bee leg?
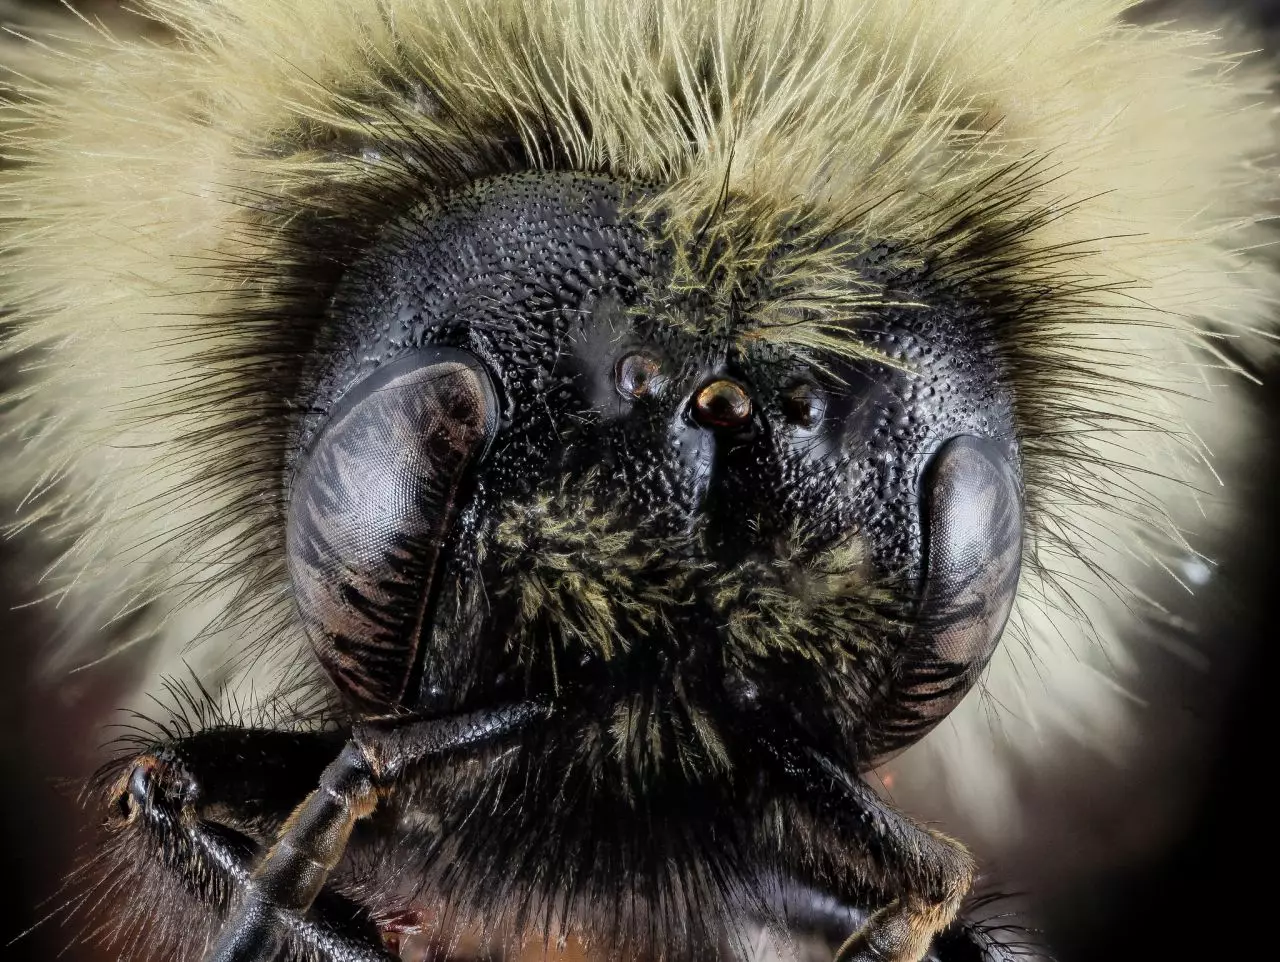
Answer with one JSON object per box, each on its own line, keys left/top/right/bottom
{"left": 825, "top": 792, "right": 972, "bottom": 962}
{"left": 831, "top": 884, "right": 972, "bottom": 962}
{"left": 204, "top": 701, "right": 550, "bottom": 962}
{"left": 765, "top": 743, "right": 974, "bottom": 962}
{"left": 110, "top": 728, "right": 396, "bottom": 962}
{"left": 773, "top": 884, "right": 1044, "bottom": 962}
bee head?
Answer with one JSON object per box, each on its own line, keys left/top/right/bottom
{"left": 286, "top": 171, "right": 1022, "bottom": 771}
{"left": 8, "top": 0, "right": 1274, "bottom": 847}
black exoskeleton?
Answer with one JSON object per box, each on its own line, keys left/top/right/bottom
{"left": 99, "top": 172, "right": 1029, "bottom": 962}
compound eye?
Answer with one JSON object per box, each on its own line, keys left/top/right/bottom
{"left": 286, "top": 348, "right": 499, "bottom": 711}
{"left": 781, "top": 381, "right": 826, "bottom": 427}
{"left": 859, "top": 434, "right": 1023, "bottom": 767}
{"left": 615, "top": 351, "right": 666, "bottom": 399}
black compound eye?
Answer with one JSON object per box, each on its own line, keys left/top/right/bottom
{"left": 859, "top": 434, "right": 1023, "bottom": 766}
{"left": 780, "top": 381, "right": 826, "bottom": 428}
{"left": 286, "top": 347, "right": 499, "bottom": 711}
{"left": 615, "top": 351, "right": 666, "bottom": 399}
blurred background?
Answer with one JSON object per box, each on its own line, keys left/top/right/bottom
{"left": 1, "top": 1, "right": 1277, "bottom": 960}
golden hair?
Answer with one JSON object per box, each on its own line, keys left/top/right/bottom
{"left": 2, "top": 0, "right": 1277, "bottom": 850}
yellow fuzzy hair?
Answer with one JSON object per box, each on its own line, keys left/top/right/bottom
{"left": 1, "top": 0, "right": 1278, "bottom": 862}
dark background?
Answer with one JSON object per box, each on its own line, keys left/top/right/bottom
{"left": 1, "top": 1, "right": 1276, "bottom": 960}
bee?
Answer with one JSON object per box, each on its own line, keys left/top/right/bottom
{"left": 1, "top": 1, "right": 1276, "bottom": 960}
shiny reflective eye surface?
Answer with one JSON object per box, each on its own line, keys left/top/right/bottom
{"left": 615, "top": 352, "right": 665, "bottom": 399}
{"left": 692, "top": 378, "right": 753, "bottom": 429}
{"left": 858, "top": 434, "right": 1023, "bottom": 767}
{"left": 286, "top": 347, "right": 499, "bottom": 711}
{"left": 781, "top": 382, "right": 826, "bottom": 427}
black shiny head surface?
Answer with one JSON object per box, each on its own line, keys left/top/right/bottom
{"left": 288, "top": 171, "right": 1022, "bottom": 773}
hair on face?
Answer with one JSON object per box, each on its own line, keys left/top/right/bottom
{"left": 2, "top": 0, "right": 1278, "bottom": 877}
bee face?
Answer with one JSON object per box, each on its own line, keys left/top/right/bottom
{"left": 285, "top": 171, "right": 1022, "bottom": 776}
{"left": 3, "top": 2, "right": 1278, "bottom": 961}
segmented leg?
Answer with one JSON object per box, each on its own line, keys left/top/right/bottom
{"left": 111, "top": 729, "right": 395, "bottom": 962}
{"left": 109, "top": 703, "right": 998, "bottom": 962}
{"left": 770, "top": 884, "right": 1044, "bottom": 962}
{"left": 761, "top": 741, "right": 975, "bottom": 962}
{"left": 203, "top": 702, "right": 551, "bottom": 962}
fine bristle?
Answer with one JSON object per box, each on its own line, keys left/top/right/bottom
{"left": 2, "top": 0, "right": 1278, "bottom": 877}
